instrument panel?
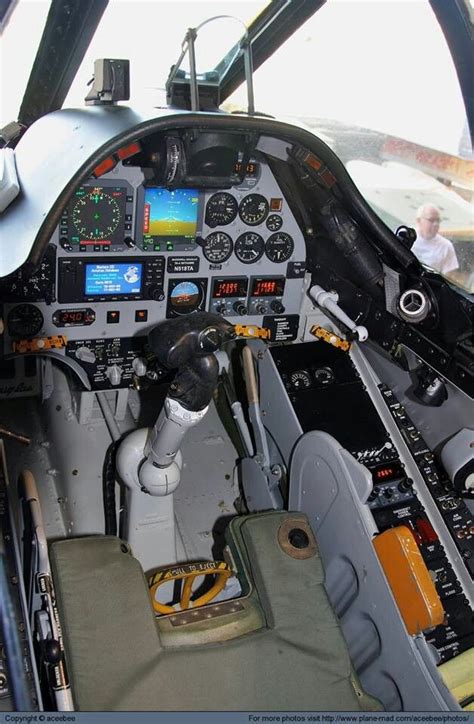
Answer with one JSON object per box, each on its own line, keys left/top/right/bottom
{"left": 1, "top": 154, "right": 307, "bottom": 389}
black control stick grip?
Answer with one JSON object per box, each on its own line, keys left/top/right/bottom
{"left": 148, "top": 312, "right": 236, "bottom": 411}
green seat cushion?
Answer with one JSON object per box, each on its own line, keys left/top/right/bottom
{"left": 50, "top": 512, "right": 381, "bottom": 711}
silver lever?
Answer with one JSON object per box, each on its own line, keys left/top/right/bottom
{"left": 309, "top": 284, "right": 369, "bottom": 342}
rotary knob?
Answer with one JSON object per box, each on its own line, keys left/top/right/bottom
{"left": 132, "top": 357, "right": 147, "bottom": 377}
{"left": 106, "top": 365, "right": 123, "bottom": 386}
{"left": 270, "top": 300, "right": 285, "bottom": 314}
{"left": 75, "top": 346, "right": 96, "bottom": 364}
{"left": 147, "top": 285, "right": 165, "bottom": 302}
{"left": 233, "top": 302, "right": 247, "bottom": 316}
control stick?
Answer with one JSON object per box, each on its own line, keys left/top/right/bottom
{"left": 116, "top": 313, "right": 236, "bottom": 572}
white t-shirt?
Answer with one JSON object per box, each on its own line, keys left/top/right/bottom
{"left": 411, "top": 233, "right": 459, "bottom": 274}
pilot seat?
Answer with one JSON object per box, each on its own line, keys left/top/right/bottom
{"left": 49, "top": 510, "right": 382, "bottom": 711}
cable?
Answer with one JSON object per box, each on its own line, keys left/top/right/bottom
{"left": 102, "top": 441, "right": 118, "bottom": 536}
{"left": 96, "top": 391, "right": 121, "bottom": 442}
{"left": 96, "top": 392, "right": 122, "bottom": 536}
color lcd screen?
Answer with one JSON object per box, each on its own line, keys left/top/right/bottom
{"left": 85, "top": 263, "right": 143, "bottom": 296}
{"left": 143, "top": 188, "right": 199, "bottom": 242}
{"left": 68, "top": 186, "right": 126, "bottom": 243}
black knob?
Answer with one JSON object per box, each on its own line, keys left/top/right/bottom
{"left": 383, "top": 488, "right": 393, "bottom": 499}
{"left": 216, "top": 304, "right": 226, "bottom": 315}
{"left": 270, "top": 300, "right": 285, "bottom": 314}
{"left": 256, "top": 304, "right": 267, "bottom": 315}
{"left": 199, "top": 327, "right": 223, "bottom": 353}
{"left": 233, "top": 302, "right": 247, "bottom": 316}
{"left": 44, "top": 639, "right": 61, "bottom": 664}
{"left": 60, "top": 237, "right": 72, "bottom": 251}
{"left": 124, "top": 237, "right": 135, "bottom": 248}
{"left": 398, "top": 478, "right": 413, "bottom": 493}
{"left": 147, "top": 285, "right": 165, "bottom": 301}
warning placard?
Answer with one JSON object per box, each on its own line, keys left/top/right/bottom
{"left": 263, "top": 315, "right": 299, "bottom": 342}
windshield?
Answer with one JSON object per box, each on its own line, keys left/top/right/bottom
{"left": 224, "top": 0, "right": 473, "bottom": 294}
{"left": 0, "top": 1, "right": 269, "bottom": 123}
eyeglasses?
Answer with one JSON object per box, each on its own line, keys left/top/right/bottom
{"left": 421, "top": 217, "right": 440, "bottom": 223}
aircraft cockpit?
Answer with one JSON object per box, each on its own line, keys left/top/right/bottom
{"left": 0, "top": 0, "right": 472, "bottom": 716}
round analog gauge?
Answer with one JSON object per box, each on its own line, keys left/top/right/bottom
{"left": 202, "top": 232, "right": 233, "bottom": 263}
{"left": 265, "top": 232, "right": 294, "bottom": 263}
{"left": 239, "top": 194, "right": 269, "bottom": 226}
{"left": 205, "top": 192, "right": 238, "bottom": 227}
{"left": 169, "top": 281, "right": 203, "bottom": 315}
{"left": 290, "top": 370, "right": 312, "bottom": 390}
{"left": 234, "top": 232, "right": 265, "bottom": 264}
{"left": 266, "top": 214, "right": 283, "bottom": 232}
{"left": 72, "top": 189, "right": 121, "bottom": 240}
{"left": 314, "top": 367, "right": 335, "bottom": 385}
{"left": 7, "top": 304, "right": 44, "bottom": 338}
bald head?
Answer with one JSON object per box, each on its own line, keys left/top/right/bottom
{"left": 416, "top": 204, "right": 441, "bottom": 240}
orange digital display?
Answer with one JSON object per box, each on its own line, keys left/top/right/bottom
{"left": 234, "top": 161, "right": 259, "bottom": 177}
{"left": 373, "top": 462, "right": 404, "bottom": 483}
{"left": 212, "top": 278, "right": 248, "bottom": 298}
{"left": 250, "top": 278, "right": 285, "bottom": 297}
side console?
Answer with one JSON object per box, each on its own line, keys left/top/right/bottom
{"left": 257, "top": 340, "right": 473, "bottom": 676}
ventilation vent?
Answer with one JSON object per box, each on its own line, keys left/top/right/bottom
{"left": 397, "top": 288, "right": 430, "bottom": 323}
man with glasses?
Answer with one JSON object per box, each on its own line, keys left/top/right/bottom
{"left": 412, "top": 203, "right": 459, "bottom": 275}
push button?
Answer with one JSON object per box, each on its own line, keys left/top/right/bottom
{"left": 107, "top": 311, "right": 120, "bottom": 324}
{"left": 135, "top": 310, "right": 148, "bottom": 322}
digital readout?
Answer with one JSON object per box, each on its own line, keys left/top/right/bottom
{"left": 373, "top": 462, "right": 404, "bottom": 483}
{"left": 59, "top": 310, "right": 93, "bottom": 325}
{"left": 250, "top": 278, "right": 285, "bottom": 297}
{"left": 53, "top": 308, "right": 96, "bottom": 327}
{"left": 212, "top": 278, "right": 248, "bottom": 298}
{"left": 234, "top": 161, "right": 259, "bottom": 177}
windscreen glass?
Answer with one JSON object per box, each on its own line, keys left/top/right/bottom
{"left": 225, "top": 0, "right": 473, "bottom": 294}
